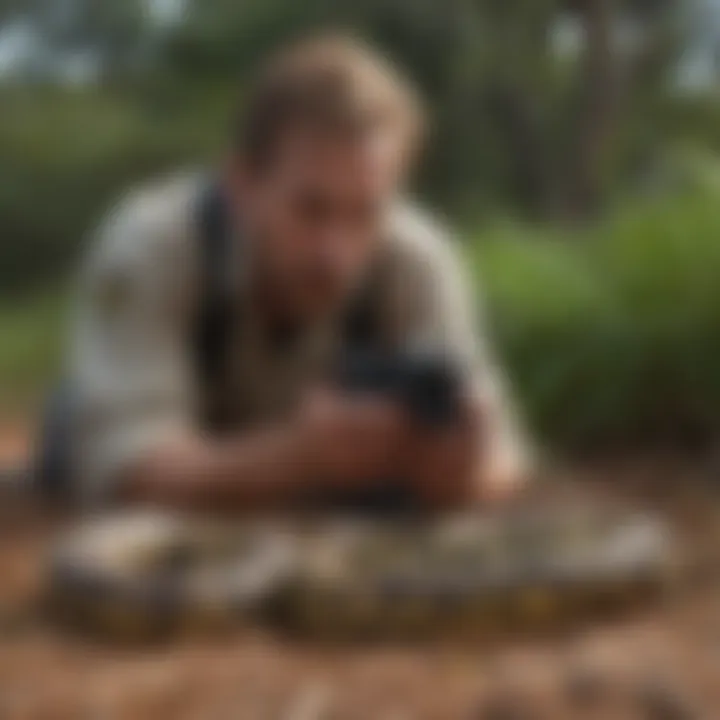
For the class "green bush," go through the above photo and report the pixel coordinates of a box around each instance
[0,84,229,296]
[0,288,69,418]
[475,192,720,448]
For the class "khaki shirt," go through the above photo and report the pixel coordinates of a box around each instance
[71,173,528,500]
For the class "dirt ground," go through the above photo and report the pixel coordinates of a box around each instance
[1,457,719,720]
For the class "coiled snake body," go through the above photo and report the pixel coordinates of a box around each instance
[47,503,673,642]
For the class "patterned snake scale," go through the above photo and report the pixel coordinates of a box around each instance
[47,503,673,642]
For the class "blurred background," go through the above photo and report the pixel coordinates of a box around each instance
[2,0,720,454]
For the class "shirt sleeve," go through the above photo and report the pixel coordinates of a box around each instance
[385,212,533,486]
[70,193,197,502]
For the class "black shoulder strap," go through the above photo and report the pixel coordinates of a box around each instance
[194,181,236,400]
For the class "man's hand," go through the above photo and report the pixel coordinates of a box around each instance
[402,397,527,510]
[294,388,411,489]
[400,400,481,510]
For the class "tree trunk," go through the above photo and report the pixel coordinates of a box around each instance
[565,0,619,220]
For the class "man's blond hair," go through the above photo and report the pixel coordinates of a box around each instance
[237,34,425,169]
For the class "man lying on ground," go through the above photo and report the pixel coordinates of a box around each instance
[58,35,530,513]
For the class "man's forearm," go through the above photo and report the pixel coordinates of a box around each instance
[120,427,310,513]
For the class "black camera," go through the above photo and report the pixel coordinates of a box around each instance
[336,351,463,427]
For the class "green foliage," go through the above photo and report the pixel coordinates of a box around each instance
[0,84,230,295]
[0,288,69,417]
[474,191,720,449]
[0,1,713,293]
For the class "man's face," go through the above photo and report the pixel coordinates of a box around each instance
[234,130,405,321]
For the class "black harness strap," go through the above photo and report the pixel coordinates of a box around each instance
[194,182,238,429]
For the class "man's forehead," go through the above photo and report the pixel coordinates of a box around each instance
[270,129,404,192]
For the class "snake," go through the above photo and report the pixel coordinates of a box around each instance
[46,500,675,642]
